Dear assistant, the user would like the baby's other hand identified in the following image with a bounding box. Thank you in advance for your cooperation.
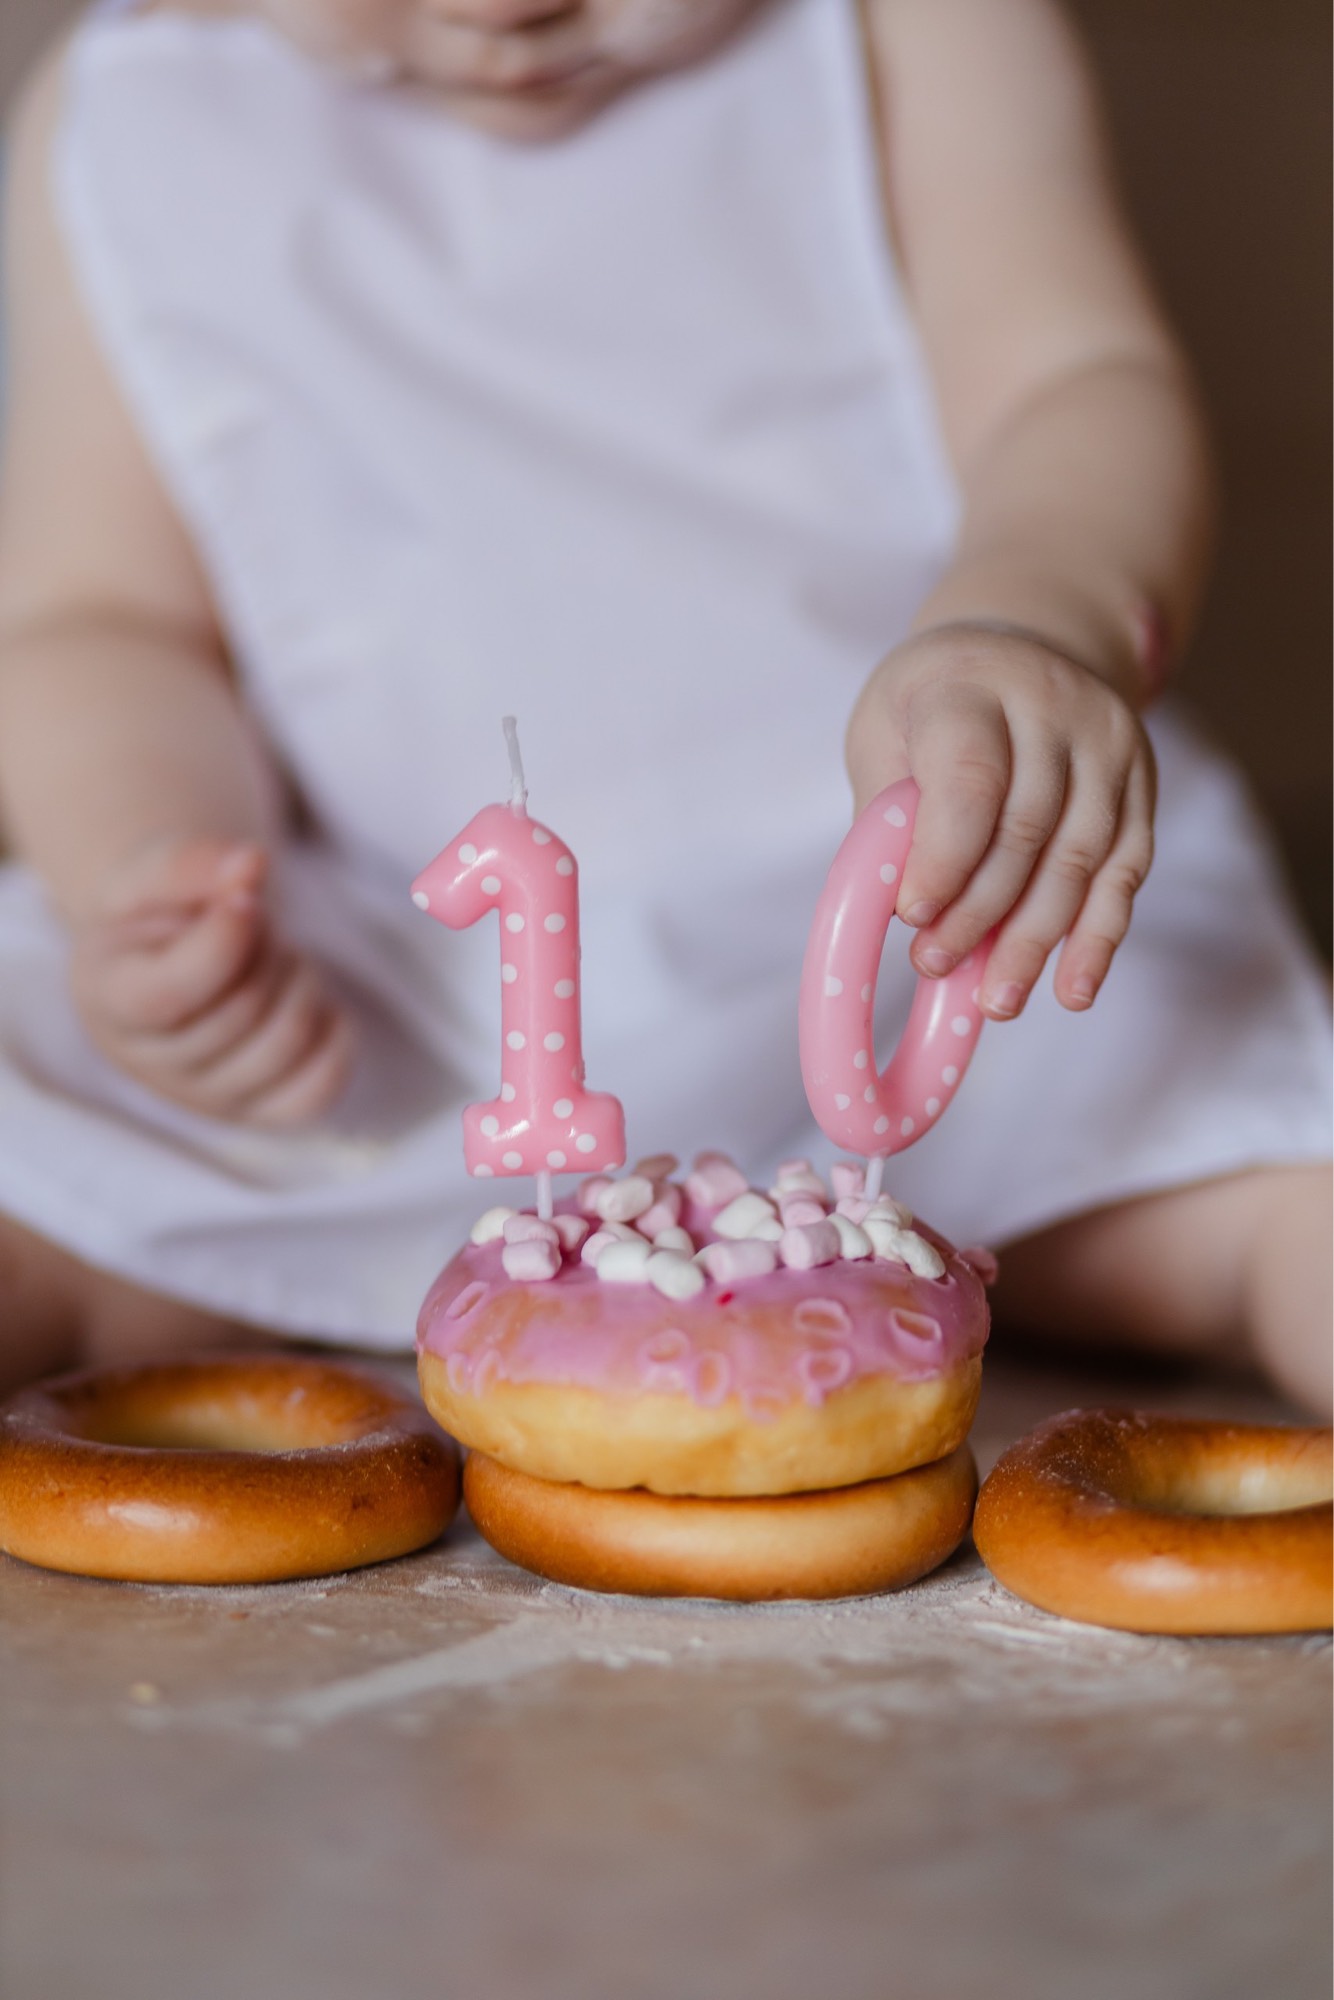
[70,838,355,1125]
[846,625,1156,1020]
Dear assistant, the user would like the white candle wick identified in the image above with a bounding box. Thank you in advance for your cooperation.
[502,715,529,817]
[863,1154,885,1202]
[534,1168,554,1221]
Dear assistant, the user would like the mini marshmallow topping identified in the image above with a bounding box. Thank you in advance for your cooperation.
[646,1251,707,1302]
[501,1237,561,1282]
[577,1176,615,1216]
[653,1225,697,1256]
[596,1237,655,1284]
[685,1152,751,1210]
[502,1213,560,1246]
[637,1185,685,1238]
[769,1169,826,1202]
[778,1193,826,1227]
[470,1205,518,1245]
[550,1213,590,1254]
[597,1175,656,1223]
[779,1220,842,1270]
[581,1223,642,1266]
[829,1213,873,1260]
[466,1151,949,1293]
[696,1239,781,1284]
[712,1192,781,1241]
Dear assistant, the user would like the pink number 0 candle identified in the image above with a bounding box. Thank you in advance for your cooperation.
[800,778,991,1176]
[411,727,626,1195]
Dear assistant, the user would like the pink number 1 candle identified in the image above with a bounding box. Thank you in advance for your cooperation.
[411,724,626,1195]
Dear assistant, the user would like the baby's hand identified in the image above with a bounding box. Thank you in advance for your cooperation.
[846,625,1155,1020]
[70,839,355,1125]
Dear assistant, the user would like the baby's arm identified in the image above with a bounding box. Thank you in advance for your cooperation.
[0,56,352,1124]
[857,0,1213,1021]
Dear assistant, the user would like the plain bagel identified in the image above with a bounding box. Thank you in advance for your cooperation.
[464,1442,978,1600]
[973,1409,1333,1634]
[0,1354,461,1584]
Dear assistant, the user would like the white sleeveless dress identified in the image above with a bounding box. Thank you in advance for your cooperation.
[0,0,1326,1344]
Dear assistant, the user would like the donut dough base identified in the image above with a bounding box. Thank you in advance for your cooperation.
[421,1349,981,1497]
[465,1444,978,1600]
[0,1357,461,1585]
[974,1411,1333,1635]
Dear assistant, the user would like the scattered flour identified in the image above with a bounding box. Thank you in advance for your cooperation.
[118,1528,1326,1747]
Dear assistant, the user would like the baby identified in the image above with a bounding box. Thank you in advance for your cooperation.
[0,0,1328,1406]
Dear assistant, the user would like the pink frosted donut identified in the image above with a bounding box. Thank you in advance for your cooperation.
[417,1154,991,1498]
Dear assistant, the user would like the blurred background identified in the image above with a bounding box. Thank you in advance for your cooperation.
[0,0,1329,949]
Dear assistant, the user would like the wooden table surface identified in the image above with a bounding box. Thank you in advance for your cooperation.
[3,1350,1330,2000]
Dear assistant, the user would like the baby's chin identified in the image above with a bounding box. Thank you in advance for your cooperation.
[401,66,630,144]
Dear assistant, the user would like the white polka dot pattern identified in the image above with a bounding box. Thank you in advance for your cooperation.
[411,801,626,1182]
[799,777,990,1162]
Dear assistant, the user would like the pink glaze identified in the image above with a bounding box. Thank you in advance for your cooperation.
[799,777,991,1162]
[412,800,625,1182]
[418,1196,989,1420]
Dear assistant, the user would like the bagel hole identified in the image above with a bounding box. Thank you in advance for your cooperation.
[74,1390,372,1454]
[85,1408,320,1456]
[1138,1461,1333,1518]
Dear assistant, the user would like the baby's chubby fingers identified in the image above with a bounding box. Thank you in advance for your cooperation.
[896,691,1076,981]
[847,627,1157,1010]
[115,937,291,1075]
[244,1008,357,1129]
[94,838,266,936]
[180,957,353,1123]
[1052,752,1156,1012]
[78,883,265,1036]
[887,679,1016,934]
[73,839,268,1035]
[67,832,356,1127]
[972,716,1155,1019]
[971,762,1124,1019]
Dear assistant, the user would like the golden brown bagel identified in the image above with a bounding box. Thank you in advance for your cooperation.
[973,1410,1333,1634]
[464,1442,977,1600]
[0,1355,460,1584]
